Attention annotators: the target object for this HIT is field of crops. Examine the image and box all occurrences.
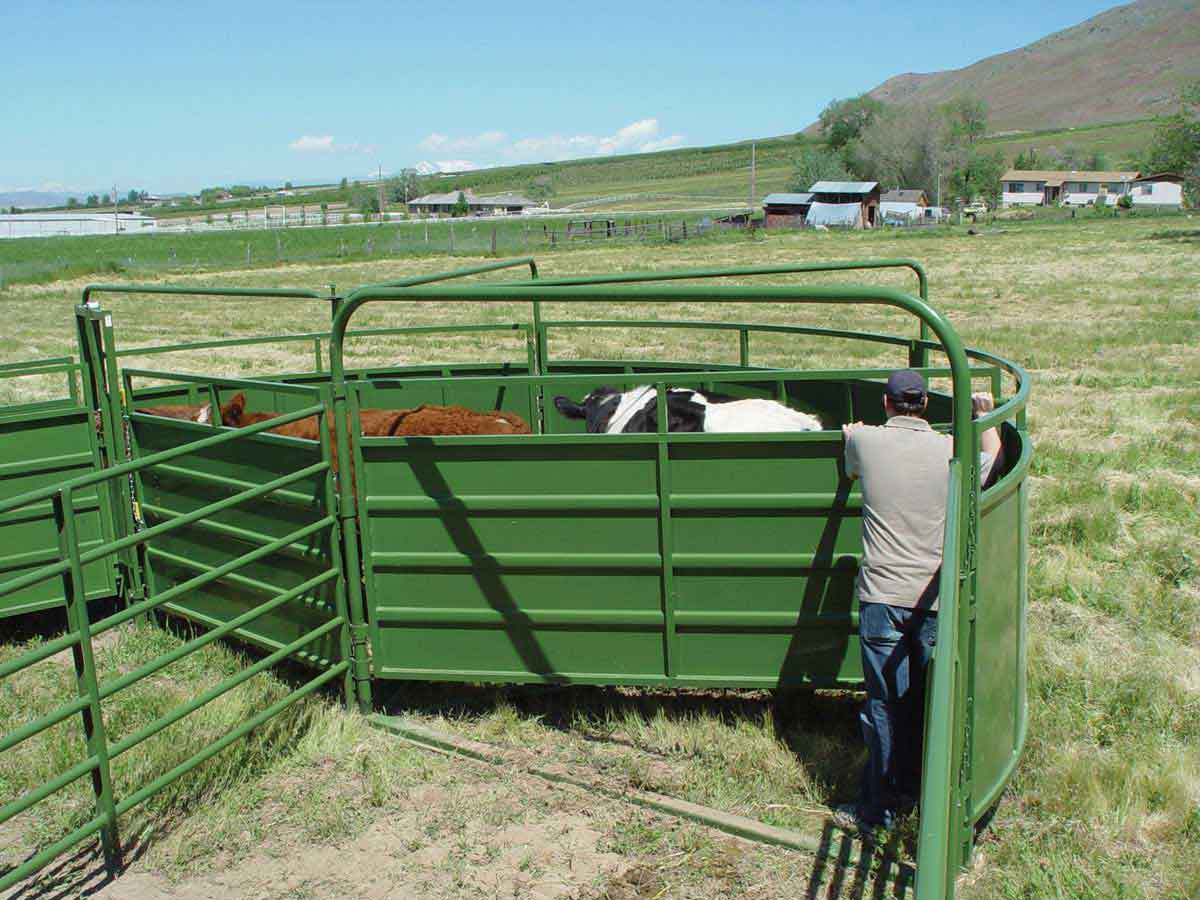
[1,215,1197,898]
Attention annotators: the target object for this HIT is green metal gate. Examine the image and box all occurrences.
[0,352,120,618]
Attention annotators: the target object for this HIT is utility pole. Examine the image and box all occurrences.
[377,164,385,223]
[112,184,118,235]
[749,142,757,208]
[936,169,942,209]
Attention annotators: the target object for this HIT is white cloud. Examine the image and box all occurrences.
[290,135,336,152]
[414,119,686,166]
[419,131,507,154]
[289,135,376,154]
[639,135,686,152]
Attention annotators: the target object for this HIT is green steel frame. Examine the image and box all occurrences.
[0,395,348,893]
[0,256,1030,900]
[324,280,1029,900]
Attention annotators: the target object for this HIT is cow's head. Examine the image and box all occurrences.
[553,386,621,433]
[218,392,248,426]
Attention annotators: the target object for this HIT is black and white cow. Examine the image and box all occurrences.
[553,385,822,433]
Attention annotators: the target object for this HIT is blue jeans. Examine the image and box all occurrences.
[857,601,938,826]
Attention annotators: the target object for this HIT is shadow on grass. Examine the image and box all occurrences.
[1,818,161,900]
[1144,228,1200,242]
[803,821,915,899]
[377,681,866,802]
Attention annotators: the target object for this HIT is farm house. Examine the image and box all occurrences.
[407,189,540,216]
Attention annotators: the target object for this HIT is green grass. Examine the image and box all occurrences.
[0,210,739,289]
[1,214,1197,897]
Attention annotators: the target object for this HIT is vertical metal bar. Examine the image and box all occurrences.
[331,360,373,712]
[318,385,355,707]
[654,382,677,680]
[54,490,122,874]
[914,264,931,367]
[524,326,542,435]
[314,337,323,373]
[67,363,81,405]
[76,308,139,607]
[738,328,750,367]
[205,384,221,429]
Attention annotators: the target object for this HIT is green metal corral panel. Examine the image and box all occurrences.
[0,407,117,616]
[970,424,1031,821]
[363,437,668,683]
[131,417,342,667]
[669,437,863,687]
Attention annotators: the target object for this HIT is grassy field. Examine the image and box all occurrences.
[0,210,735,289]
[1,215,1197,898]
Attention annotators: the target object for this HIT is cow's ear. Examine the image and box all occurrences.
[196,404,212,425]
[554,396,585,418]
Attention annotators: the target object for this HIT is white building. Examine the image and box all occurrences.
[1001,169,1139,207]
[0,212,157,239]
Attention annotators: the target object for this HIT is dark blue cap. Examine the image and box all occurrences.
[885,369,927,403]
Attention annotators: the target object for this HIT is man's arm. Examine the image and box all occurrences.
[972,392,1004,477]
[842,421,865,480]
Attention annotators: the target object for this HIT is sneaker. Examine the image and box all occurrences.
[830,803,894,835]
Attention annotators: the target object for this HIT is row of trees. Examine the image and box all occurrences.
[796,94,1004,206]
[800,79,1200,208]
[65,189,148,209]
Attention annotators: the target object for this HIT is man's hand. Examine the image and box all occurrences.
[971,392,995,419]
[842,421,865,440]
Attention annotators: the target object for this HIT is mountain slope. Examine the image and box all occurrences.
[865,0,1200,131]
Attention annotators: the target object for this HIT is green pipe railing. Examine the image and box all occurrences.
[327,281,979,900]
[0,392,347,893]
[519,258,931,369]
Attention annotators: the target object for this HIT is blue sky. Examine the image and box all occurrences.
[1,0,1117,194]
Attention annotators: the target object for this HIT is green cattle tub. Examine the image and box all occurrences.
[116,282,1029,898]
[326,282,1032,898]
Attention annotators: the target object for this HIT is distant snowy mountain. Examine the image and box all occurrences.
[415,160,479,175]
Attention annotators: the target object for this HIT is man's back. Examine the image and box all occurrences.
[845,416,955,610]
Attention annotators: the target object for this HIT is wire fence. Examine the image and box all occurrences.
[0,214,748,289]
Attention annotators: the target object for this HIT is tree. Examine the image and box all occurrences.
[86,194,99,207]
[452,191,470,217]
[126,189,141,204]
[940,96,1002,205]
[1141,80,1200,203]
[386,169,421,204]
[818,95,885,150]
[284,181,294,190]
[339,177,348,191]
[67,197,80,208]
[846,104,944,198]
[787,145,852,192]
[942,95,988,146]
[526,174,556,201]
[350,185,379,217]
[101,193,111,205]
[1013,147,1039,170]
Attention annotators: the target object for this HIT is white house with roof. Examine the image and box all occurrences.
[1001,169,1139,207]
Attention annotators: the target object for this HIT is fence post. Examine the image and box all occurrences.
[449,220,455,252]
[54,489,122,875]
[491,225,497,256]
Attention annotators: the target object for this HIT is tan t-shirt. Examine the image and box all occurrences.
[845,416,993,611]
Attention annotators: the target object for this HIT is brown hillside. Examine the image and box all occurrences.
[863,0,1200,131]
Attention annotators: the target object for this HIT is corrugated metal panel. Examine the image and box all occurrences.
[881,201,921,218]
[809,181,878,194]
[762,193,813,205]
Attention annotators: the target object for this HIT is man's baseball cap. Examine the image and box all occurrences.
[885,369,927,403]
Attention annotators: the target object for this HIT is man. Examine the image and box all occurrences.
[834,369,1003,833]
